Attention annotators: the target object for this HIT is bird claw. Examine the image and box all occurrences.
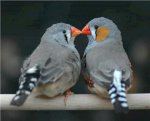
[85,79,94,87]
[64,89,74,106]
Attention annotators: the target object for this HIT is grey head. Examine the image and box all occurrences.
[82,17,122,44]
[41,23,81,47]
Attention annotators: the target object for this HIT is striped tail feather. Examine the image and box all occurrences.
[108,70,129,113]
[10,65,40,106]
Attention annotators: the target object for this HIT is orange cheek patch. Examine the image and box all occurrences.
[96,26,110,42]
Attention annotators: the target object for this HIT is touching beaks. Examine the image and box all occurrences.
[71,26,82,37]
[82,25,91,35]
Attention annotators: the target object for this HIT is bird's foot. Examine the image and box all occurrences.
[85,79,94,87]
[64,89,74,106]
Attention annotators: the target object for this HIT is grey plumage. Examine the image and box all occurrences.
[11,23,81,106]
[83,39,132,88]
[82,17,132,113]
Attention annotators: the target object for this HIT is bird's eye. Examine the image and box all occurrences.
[63,30,66,33]
[94,25,98,29]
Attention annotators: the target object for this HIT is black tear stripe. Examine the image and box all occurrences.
[10,65,40,106]
[64,34,68,43]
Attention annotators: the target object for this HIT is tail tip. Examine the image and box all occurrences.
[10,94,28,106]
[114,101,129,114]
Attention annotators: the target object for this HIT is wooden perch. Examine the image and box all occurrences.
[0,94,150,110]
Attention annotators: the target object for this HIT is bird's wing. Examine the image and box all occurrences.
[43,42,80,84]
[85,43,132,88]
[39,48,80,84]
[19,41,80,85]
[38,57,65,84]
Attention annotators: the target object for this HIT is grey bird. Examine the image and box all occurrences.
[10,23,81,106]
[81,17,132,113]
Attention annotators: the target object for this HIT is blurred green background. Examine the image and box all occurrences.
[1,1,150,121]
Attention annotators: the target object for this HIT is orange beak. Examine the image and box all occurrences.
[82,25,91,35]
[71,26,82,37]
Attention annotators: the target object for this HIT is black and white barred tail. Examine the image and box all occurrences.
[108,70,129,113]
[10,65,40,106]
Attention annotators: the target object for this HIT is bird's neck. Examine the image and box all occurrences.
[84,36,122,55]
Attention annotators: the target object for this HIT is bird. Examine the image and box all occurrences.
[10,23,81,106]
[81,17,132,113]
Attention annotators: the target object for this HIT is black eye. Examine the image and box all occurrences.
[63,30,66,33]
[94,25,98,29]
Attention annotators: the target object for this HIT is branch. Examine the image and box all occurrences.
[0,94,150,110]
